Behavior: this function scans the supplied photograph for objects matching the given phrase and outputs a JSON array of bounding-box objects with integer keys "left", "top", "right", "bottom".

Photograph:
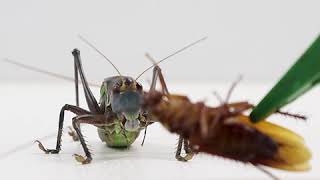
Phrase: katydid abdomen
[{"left": 97, "top": 122, "right": 141, "bottom": 147}]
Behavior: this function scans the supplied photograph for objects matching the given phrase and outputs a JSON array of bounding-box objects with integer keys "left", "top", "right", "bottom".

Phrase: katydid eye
[
  {"left": 136, "top": 83, "right": 142, "bottom": 91},
  {"left": 113, "top": 85, "right": 120, "bottom": 93},
  {"left": 124, "top": 78, "right": 132, "bottom": 86}
]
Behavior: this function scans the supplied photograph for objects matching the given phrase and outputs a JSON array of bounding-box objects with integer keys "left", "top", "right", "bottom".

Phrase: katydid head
[
  {"left": 80, "top": 35, "right": 207, "bottom": 131},
  {"left": 102, "top": 76, "right": 143, "bottom": 131}
]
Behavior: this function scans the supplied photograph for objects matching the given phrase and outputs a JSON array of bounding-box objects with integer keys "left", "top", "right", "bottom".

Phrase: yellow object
[{"left": 239, "top": 115, "right": 312, "bottom": 171}]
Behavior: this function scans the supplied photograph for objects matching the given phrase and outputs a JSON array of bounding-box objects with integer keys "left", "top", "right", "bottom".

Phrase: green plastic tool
[{"left": 250, "top": 34, "right": 320, "bottom": 123}]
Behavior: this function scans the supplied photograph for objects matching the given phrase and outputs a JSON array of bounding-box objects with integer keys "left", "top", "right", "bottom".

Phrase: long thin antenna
[
  {"left": 225, "top": 75, "right": 243, "bottom": 103},
  {"left": 2, "top": 58, "right": 100, "bottom": 87},
  {"left": 135, "top": 36, "right": 207, "bottom": 80},
  {"left": 78, "top": 35, "right": 122, "bottom": 76}
]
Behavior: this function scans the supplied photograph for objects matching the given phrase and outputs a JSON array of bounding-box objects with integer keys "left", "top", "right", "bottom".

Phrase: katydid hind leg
[
  {"left": 74, "top": 60, "right": 80, "bottom": 107},
  {"left": 72, "top": 49, "right": 101, "bottom": 114},
  {"left": 68, "top": 57, "right": 81, "bottom": 142}
]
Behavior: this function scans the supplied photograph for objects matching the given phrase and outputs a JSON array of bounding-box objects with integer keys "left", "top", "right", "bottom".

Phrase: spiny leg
[
  {"left": 68, "top": 59, "right": 81, "bottom": 141},
  {"left": 144, "top": 53, "right": 194, "bottom": 160},
  {"left": 74, "top": 59, "right": 80, "bottom": 107},
  {"left": 35, "top": 104, "right": 90, "bottom": 154},
  {"left": 72, "top": 49, "right": 101, "bottom": 114},
  {"left": 153, "top": 63, "right": 194, "bottom": 161},
  {"left": 175, "top": 135, "right": 190, "bottom": 162},
  {"left": 68, "top": 49, "right": 103, "bottom": 141},
  {"left": 72, "top": 116, "right": 92, "bottom": 164},
  {"left": 68, "top": 126, "right": 79, "bottom": 141},
  {"left": 149, "top": 56, "right": 193, "bottom": 161},
  {"left": 255, "top": 165, "right": 279, "bottom": 180},
  {"left": 71, "top": 114, "right": 108, "bottom": 164},
  {"left": 140, "top": 119, "right": 149, "bottom": 146},
  {"left": 140, "top": 56, "right": 163, "bottom": 146},
  {"left": 275, "top": 110, "right": 307, "bottom": 120},
  {"left": 182, "top": 138, "right": 194, "bottom": 161}
]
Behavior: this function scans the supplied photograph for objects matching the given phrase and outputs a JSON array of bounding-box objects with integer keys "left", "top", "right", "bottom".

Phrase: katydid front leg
[
  {"left": 35, "top": 104, "right": 90, "bottom": 154},
  {"left": 71, "top": 114, "right": 110, "bottom": 164}
]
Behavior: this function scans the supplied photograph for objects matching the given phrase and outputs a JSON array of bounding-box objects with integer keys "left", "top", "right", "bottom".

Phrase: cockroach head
[{"left": 142, "top": 91, "right": 164, "bottom": 109}]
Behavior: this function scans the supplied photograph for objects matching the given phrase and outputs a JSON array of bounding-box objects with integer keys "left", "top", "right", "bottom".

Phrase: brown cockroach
[{"left": 142, "top": 84, "right": 311, "bottom": 179}]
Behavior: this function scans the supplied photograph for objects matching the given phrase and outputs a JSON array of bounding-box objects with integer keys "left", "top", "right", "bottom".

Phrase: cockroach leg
[
  {"left": 182, "top": 138, "right": 194, "bottom": 161},
  {"left": 175, "top": 135, "right": 193, "bottom": 161},
  {"left": 255, "top": 165, "right": 279, "bottom": 180},
  {"left": 200, "top": 105, "right": 209, "bottom": 137},
  {"left": 226, "top": 102, "right": 254, "bottom": 116},
  {"left": 175, "top": 135, "right": 186, "bottom": 161},
  {"left": 35, "top": 104, "right": 90, "bottom": 154},
  {"left": 150, "top": 62, "right": 194, "bottom": 160},
  {"left": 275, "top": 110, "right": 307, "bottom": 120},
  {"left": 212, "top": 91, "right": 224, "bottom": 105},
  {"left": 141, "top": 55, "right": 170, "bottom": 145}
]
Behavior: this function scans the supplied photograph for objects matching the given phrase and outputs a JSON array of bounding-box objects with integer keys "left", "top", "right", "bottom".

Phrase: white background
[
  {"left": 0, "top": 0, "right": 319, "bottom": 179},
  {"left": 1, "top": 0, "right": 320, "bottom": 83}
]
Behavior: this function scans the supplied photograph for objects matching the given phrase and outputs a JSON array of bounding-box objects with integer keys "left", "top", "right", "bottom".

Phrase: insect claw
[
  {"left": 35, "top": 140, "right": 59, "bottom": 154},
  {"left": 35, "top": 140, "right": 48, "bottom": 153},
  {"left": 175, "top": 155, "right": 190, "bottom": 162},
  {"left": 184, "top": 152, "right": 194, "bottom": 161},
  {"left": 73, "top": 154, "right": 92, "bottom": 164}
]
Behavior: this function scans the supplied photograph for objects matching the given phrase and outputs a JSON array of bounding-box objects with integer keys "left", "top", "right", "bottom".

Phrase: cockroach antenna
[
  {"left": 78, "top": 35, "right": 122, "bottom": 76},
  {"left": 225, "top": 75, "right": 243, "bottom": 103},
  {"left": 135, "top": 36, "right": 208, "bottom": 80}
]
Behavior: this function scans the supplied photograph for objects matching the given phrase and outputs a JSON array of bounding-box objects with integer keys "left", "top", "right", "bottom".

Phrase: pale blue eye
[{"left": 111, "top": 91, "right": 142, "bottom": 113}]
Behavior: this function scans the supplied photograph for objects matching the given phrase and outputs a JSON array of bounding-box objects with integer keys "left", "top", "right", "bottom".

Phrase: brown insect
[{"left": 142, "top": 80, "right": 311, "bottom": 179}]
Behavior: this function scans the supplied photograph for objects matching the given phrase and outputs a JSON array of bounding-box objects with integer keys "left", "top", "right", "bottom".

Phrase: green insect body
[
  {"left": 97, "top": 125, "right": 141, "bottom": 147},
  {"left": 97, "top": 76, "right": 145, "bottom": 147},
  {"left": 4, "top": 37, "right": 206, "bottom": 164}
]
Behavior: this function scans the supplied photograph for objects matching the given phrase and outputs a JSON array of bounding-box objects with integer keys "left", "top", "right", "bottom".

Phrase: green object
[{"left": 250, "top": 34, "right": 320, "bottom": 123}]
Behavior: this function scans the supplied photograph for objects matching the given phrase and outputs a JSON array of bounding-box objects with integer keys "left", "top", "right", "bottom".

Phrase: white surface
[
  {"left": 1, "top": 0, "right": 320, "bottom": 83},
  {"left": 0, "top": 82, "right": 319, "bottom": 180}
]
